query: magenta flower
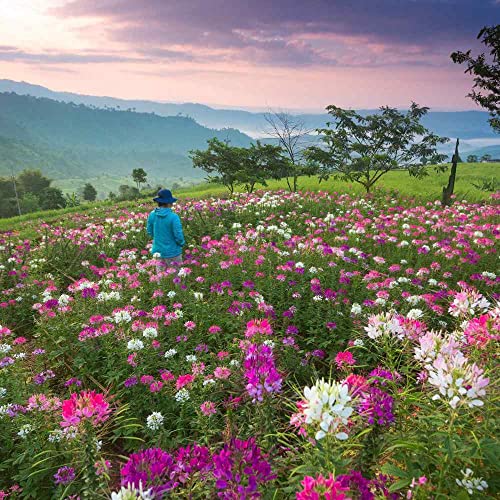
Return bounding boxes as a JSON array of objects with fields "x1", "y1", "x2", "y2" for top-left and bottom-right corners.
[
  {"x1": 296, "y1": 473, "x2": 350, "y2": 499},
  {"x1": 60, "y1": 391, "x2": 111, "y2": 428},
  {"x1": 212, "y1": 438, "x2": 275, "y2": 498}
]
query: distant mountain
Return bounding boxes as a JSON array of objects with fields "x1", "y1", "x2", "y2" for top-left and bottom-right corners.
[
  {"x1": 465, "y1": 145, "x2": 500, "y2": 159},
  {"x1": 0, "y1": 92, "x2": 252, "y2": 191},
  {"x1": 1, "y1": 79, "x2": 498, "y2": 140}
]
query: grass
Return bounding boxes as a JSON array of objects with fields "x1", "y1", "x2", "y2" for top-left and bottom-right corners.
[{"x1": 1, "y1": 163, "x2": 498, "y2": 238}]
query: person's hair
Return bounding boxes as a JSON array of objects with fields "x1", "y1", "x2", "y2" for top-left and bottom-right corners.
[{"x1": 158, "y1": 202, "x2": 172, "y2": 207}]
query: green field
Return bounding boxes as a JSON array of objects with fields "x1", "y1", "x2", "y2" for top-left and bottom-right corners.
[{"x1": 1, "y1": 163, "x2": 498, "y2": 237}]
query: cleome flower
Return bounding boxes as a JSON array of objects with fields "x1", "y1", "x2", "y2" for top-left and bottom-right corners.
[
  {"x1": 60, "y1": 391, "x2": 111, "y2": 428},
  {"x1": 295, "y1": 379, "x2": 354, "y2": 441},
  {"x1": 364, "y1": 312, "x2": 404, "y2": 340}
]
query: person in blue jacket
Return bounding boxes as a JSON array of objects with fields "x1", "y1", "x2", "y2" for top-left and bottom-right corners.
[{"x1": 146, "y1": 189, "x2": 185, "y2": 266}]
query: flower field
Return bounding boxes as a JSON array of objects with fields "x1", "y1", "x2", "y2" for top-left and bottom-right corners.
[{"x1": 0, "y1": 189, "x2": 498, "y2": 499}]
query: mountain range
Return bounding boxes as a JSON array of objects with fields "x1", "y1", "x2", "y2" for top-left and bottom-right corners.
[
  {"x1": 0, "y1": 79, "x2": 498, "y2": 197},
  {"x1": 1, "y1": 79, "x2": 498, "y2": 140}
]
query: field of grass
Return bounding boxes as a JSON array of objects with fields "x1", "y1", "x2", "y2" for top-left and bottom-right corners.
[{"x1": 1, "y1": 163, "x2": 498, "y2": 238}]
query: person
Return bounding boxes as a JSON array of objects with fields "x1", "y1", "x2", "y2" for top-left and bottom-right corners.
[{"x1": 146, "y1": 189, "x2": 185, "y2": 267}]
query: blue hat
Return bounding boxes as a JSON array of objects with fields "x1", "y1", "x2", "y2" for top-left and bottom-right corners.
[{"x1": 153, "y1": 189, "x2": 177, "y2": 204}]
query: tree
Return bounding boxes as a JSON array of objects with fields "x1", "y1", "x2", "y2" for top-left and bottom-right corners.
[
  {"x1": 238, "y1": 141, "x2": 289, "y2": 193},
  {"x1": 305, "y1": 103, "x2": 448, "y2": 193},
  {"x1": 82, "y1": 183, "x2": 97, "y2": 201},
  {"x1": 190, "y1": 138, "x2": 288, "y2": 194},
  {"x1": 118, "y1": 185, "x2": 141, "y2": 200},
  {"x1": 467, "y1": 154, "x2": 479, "y2": 163},
  {"x1": 17, "y1": 169, "x2": 51, "y2": 196},
  {"x1": 19, "y1": 193, "x2": 40, "y2": 214},
  {"x1": 132, "y1": 168, "x2": 148, "y2": 190},
  {"x1": 190, "y1": 138, "x2": 242, "y2": 194},
  {"x1": 39, "y1": 187, "x2": 67, "y2": 210},
  {"x1": 451, "y1": 25, "x2": 499, "y2": 132},
  {"x1": 263, "y1": 111, "x2": 316, "y2": 192},
  {"x1": 481, "y1": 154, "x2": 492, "y2": 162}
]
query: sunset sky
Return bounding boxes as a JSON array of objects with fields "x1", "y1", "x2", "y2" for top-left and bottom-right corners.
[{"x1": 0, "y1": 0, "x2": 498, "y2": 111}]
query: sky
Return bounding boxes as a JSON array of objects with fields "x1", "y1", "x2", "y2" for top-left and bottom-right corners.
[{"x1": 0, "y1": 0, "x2": 498, "y2": 111}]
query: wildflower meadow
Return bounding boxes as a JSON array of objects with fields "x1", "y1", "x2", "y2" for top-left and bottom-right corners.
[{"x1": 0, "y1": 189, "x2": 498, "y2": 499}]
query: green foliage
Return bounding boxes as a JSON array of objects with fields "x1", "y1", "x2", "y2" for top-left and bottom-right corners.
[
  {"x1": 467, "y1": 154, "x2": 478, "y2": 163},
  {"x1": 17, "y1": 169, "x2": 51, "y2": 196},
  {"x1": 131, "y1": 168, "x2": 148, "y2": 190},
  {"x1": 451, "y1": 25, "x2": 500, "y2": 132},
  {"x1": 39, "y1": 187, "x2": 67, "y2": 210},
  {"x1": 471, "y1": 176, "x2": 500, "y2": 192},
  {"x1": 117, "y1": 185, "x2": 141, "y2": 201},
  {"x1": 82, "y1": 183, "x2": 97, "y2": 202},
  {"x1": 190, "y1": 138, "x2": 289, "y2": 193},
  {"x1": 305, "y1": 103, "x2": 449, "y2": 193},
  {"x1": 19, "y1": 193, "x2": 40, "y2": 214}
]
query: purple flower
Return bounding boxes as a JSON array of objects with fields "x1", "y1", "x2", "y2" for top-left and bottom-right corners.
[
  {"x1": 121, "y1": 445, "x2": 211, "y2": 494},
  {"x1": 358, "y1": 388, "x2": 395, "y2": 426},
  {"x1": 121, "y1": 448, "x2": 175, "y2": 495},
  {"x1": 243, "y1": 343, "x2": 282, "y2": 403},
  {"x1": 123, "y1": 377, "x2": 138, "y2": 388},
  {"x1": 212, "y1": 438, "x2": 275, "y2": 498},
  {"x1": 53, "y1": 466, "x2": 76, "y2": 485}
]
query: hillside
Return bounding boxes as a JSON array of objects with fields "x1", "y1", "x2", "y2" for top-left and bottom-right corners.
[
  {"x1": 1, "y1": 79, "x2": 498, "y2": 140},
  {"x1": 0, "y1": 92, "x2": 252, "y2": 190}
]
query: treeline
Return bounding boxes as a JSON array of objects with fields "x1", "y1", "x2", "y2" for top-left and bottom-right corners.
[{"x1": 0, "y1": 168, "x2": 161, "y2": 218}]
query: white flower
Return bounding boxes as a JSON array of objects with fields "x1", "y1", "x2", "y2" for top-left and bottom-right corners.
[
  {"x1": 17, "y1": 424, "x2": 33, "y2": 439},
  {"x1": 167, "y1": 291, "x2": 177, "y2": 299},
  {"x1": 263, "y1": 340, "x2": 275, "y2": 349},
  {"x1": 295, "y1": 262, "x2": 304, "y2": 269},
  {"x1": 127, "y1": 339, "x2": 144, "y2": 351},
  {"x1": 364, "y1": 312, "x2": 404, "y2": 340},
  {"x1": 203, "y1": 379, "x2": 216, "y2": 386},
  {"x1": 186, "y1": 354, "x2": 197, "y2": 362},
  {"x1": 175, "y1": 388, "x2": 190, "y2": 403},
  {"x1": 351, "y1": 303, "x2": 362, "y2": 315},
  {"x1": 193, "y1": 292, "x2": 204, "y2": 301},
  {"x1": 0, "y1": 344, "x2": 11, "y2": 354},
  {"x1": 229, "y1": 360, "x2": 240, "y2": 367},
  {"x1": 146, "y1": 411, "x2": 164, "y2": 431},
  {"x1": 301, "y1": 379, "x2": 353, "y2": 441},
  {"x1": 353, "y1": 339, "x2": 364, "y2": 347},
  {"x1": 456, "y1": 469, "x2": 488, "y2": 495},
  {"x1": 48, "y1": 429, "x2": 64, "y2": 443},
  {"x1": 407, "y1": 309, "x2": 423, "y2": 320},
  {"x1": 164, "y1": 349, "x2": 177, "y2": 359},
  {"x1": 0, "y1": 388, "x2": 6, "y2": 398},
  {"x1": 142, "y1": 327, "x2": 158, "y2": 339},
  {"x1": 58, "y1": 294, "x2": 71, "y2": 306},
  {"x1": 111, "y1": 483, "x2": 154, "y2": 500},
  {"x1": 113, "y1": 310, "x2": 132, "y2": 324}
]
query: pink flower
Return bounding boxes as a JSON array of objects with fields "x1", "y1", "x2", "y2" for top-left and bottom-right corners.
[
  {"x1": 60, "y1": 391, "x2": 111, "y2": 428},
  {"x1": 208, "y1": 325, "x2": 221, "y2": 334},
  {"x1": 176, "y1": 374, "x2": 195, "y2": 390},
  {"x1": 149, "y1": 381, "x2": 163, "y2": 393},
  {"x1": 335, "y1": 351, "x2": 356, "y2": 370},
  {"x1": 214, "y1": 367, "x2": 231, "y2": 379},
  {"x1": 184, "y1": 321, "x2": 196, "y2": 331},
  {"x1": 296, "y1": 473, "x2": 351, "y2": 499},
  {"x1": 200, "y1": 401, "x2": 217, "y2": 416},
  {"x1": 245, "y1": 319, "x2": 273, "y2": 338}
]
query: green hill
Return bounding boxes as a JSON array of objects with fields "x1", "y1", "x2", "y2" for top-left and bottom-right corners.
[{"x1": 0, "y1": 92, "x2": 253, "y2": 187}]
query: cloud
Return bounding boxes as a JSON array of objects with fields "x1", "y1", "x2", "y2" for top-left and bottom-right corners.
[
  {"x1": 50, "y1": 0, "x2": 498, "y2": 68},
  {"x1": 0, "y1": 46, "x2": 199, "y2": 65}
]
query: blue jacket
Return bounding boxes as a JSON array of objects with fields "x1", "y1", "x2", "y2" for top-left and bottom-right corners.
[{"x1": 146, "y1": 208, "x2": 185, "y2": 258}]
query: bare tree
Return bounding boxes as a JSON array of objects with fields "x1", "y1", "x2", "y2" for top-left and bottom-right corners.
[{"x1": 263, "y1": 110, "x2": 315, "y2": 192}]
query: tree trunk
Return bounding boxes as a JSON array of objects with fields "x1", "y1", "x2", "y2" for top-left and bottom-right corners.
[{"x1": 441, "y1": 138, "x2": 459, "y2": 207}]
